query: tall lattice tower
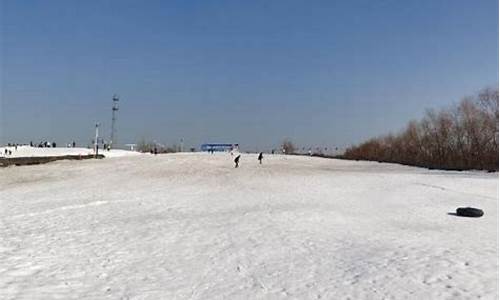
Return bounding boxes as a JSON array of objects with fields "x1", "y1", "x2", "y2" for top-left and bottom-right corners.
[{"x1": 110, "y1": 94, "x2": 119, "y2": 149}]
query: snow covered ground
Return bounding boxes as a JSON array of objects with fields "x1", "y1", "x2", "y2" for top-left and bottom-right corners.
[
  {"x1": 0, "y1": 145, "x2": 142, "y2": 158},
  {"x1": 0, "y1": 153, "x2": 497, "y2": 299}
]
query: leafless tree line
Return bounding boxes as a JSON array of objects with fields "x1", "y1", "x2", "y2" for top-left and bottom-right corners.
[
  {"x1": 343, "y1": 88, "x2": 499, "y2": 171},
  {"x1": 137, "y1": 139, "x2": 180, "y2": 153}
]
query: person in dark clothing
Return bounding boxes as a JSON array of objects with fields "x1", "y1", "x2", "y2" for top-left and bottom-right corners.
[
  {"x1": 234, "y1": 154, "x2": 241, "y2": 168},
  {"x1": 52, "y1": 142, "x2": 56, "y2": 148},
  {"x1": 258, "y1": 152, "x2": 263, "y2": 164},
  {"x1": 72, "y1": 141, "x2": 76, "y2": 148},
  {"x1": 154, "y1": 147, "x2": 158, "y2": 155}
]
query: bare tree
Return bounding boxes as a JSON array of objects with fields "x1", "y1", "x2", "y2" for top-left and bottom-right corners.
[
  {"x1": 343, "y1": 87, "x2": 498, "y2": 171},
  {"x1": 281, "y1": 139, "x2": 296, "y2": 154},
  {"x1": 137, "y1": 138, "x2": 155, "y2": 153}
]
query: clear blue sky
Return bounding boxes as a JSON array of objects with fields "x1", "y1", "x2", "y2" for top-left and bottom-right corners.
[{"x1": 1, "y1": 0, "x2": 498, "y2": 151}]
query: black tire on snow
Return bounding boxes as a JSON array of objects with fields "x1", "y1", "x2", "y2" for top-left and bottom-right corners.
[{"x1": 456, "y1": 207, "x2": 484, "y2": 218}]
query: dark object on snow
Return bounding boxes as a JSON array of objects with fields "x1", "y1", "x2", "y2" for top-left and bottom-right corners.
[
  {"x1": 234, "y1": 155, "x2": 241, "y2": 168},
  {"x1": 258, "y1": 152, "x2": 263, "y2": 164},
  {"x1": 456, "y1": 207, "x2": 484, "y2": 218}
]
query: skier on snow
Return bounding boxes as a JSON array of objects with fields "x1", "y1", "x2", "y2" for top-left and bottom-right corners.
[{"x1": 234, "y1": 154, "x2": 241, "y2": 168}]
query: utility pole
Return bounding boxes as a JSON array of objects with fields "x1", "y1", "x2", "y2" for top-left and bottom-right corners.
[
  {"x1": 110, "y1": 95, "x2": 119, "y2": 149},
  {"x1": 94, "y1": 122, "x2": 100, "y2": 158}
]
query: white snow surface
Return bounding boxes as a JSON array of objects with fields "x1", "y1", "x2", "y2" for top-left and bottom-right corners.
[
  {"x1": 0, "y1": 146, "x2": 141, "y2": 158},
  {"x1": 0, "y1": 153, "x2": 498, "y2": 299}
]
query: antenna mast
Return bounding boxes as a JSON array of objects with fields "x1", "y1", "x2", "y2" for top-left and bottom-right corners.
[{"x1": 110, "y1": 94, "x2": 119, "y2": 149}]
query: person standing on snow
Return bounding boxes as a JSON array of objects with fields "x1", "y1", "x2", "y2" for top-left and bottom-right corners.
[
  {"x1": 258, "y1": 152, "x2": 263, "y2": 164},
  {"x1": 234, "y1": 154, "x2": 241, "y2": 168}
]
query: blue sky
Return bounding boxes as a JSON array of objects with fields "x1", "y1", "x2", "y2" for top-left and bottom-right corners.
[{"x1": 1, "y1": 0, "x2": 498, "y2": 150}]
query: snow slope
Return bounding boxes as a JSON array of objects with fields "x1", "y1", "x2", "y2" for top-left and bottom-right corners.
[
  {"x1": 0, "y1": 153, "x2": 497, "y2": 299},
  {"x1": 0, "y1": 145, "x2": 142, "y2": 158}
]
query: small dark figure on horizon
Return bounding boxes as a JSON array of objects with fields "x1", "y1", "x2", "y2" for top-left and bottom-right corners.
[
  {"x1": 30, "y1": 141, "x2": 33, "y2": 147},
  {"x1": 72, "y1": 141, "x2": 76, "y2": 148},
  {"x1": 234, "y1": 155, "x2": 241, "y2": 168},
  {"x1": 154, "y1": 147, "x2": 158, "y2": 155},
  {"x1": 258, "y1": 152, "x2": 263, "y2": 164},
  {"x1": 52, "y1": 142, "x2": 56, "y2": 148}
]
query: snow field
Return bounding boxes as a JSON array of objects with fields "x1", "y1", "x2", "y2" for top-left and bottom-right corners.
[{"x1": 0, "y1": 153, "x2": 497, "y2": 299}]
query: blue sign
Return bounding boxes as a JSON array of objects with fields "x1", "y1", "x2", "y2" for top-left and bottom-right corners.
[{"x1": 201, "y1": 143, "x2": 239, "y2": 152}]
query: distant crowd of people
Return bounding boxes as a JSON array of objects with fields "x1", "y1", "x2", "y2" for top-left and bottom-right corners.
[
  {"x1": 1, "y1": 140, "x2": 80, "y2": 157},
  {"x1": 2, "y1": 143, "x2": 22, "y2": 156},
  {"x1": 4, "y1": 141, "x2": 79, "y2": 148},
  {"x1": 33, "y1": 141, "x2": 57, "y2": 148}
]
